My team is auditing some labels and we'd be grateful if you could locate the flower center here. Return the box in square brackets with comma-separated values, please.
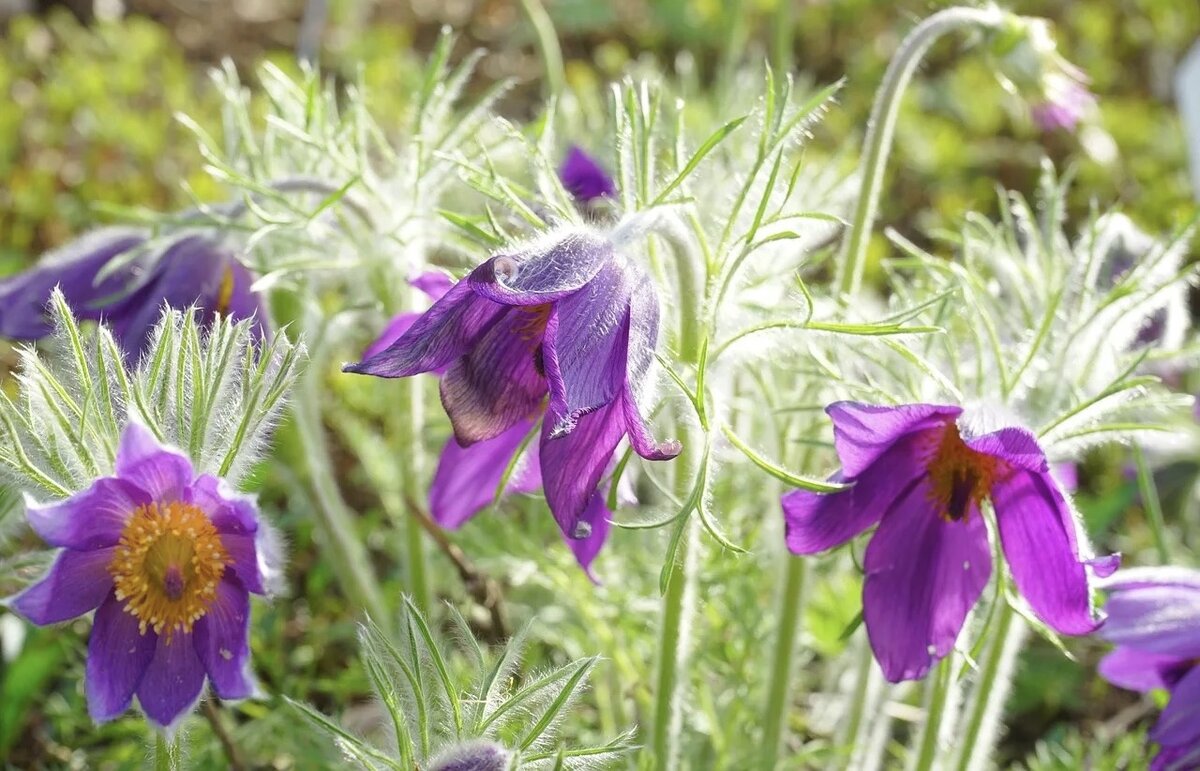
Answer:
[926, 423, 1001, 523]
[108, 501, 229, 639]
[513, 304, 552, 341]
[215, 266, 237, 315]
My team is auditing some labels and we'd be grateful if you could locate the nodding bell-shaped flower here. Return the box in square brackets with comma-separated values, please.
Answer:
[1097, 567, 1200, 771]
[989, 15, 1095, 132]
[558, 145, 617, 205]
[346, 227, 680, 565]
[4, 422, 279, 732]
[781, 402, 1115, 682]
[0, 227, 267, 358]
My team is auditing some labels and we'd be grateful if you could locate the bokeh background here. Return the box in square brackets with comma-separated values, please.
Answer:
[1, 1, 1199, 768]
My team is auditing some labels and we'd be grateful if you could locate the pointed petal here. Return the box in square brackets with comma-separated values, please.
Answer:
[468, 230, 615, 306]
[540, 398, 624, 539]
[346, 279, 505, 378]
[115, 423, 193, 503]
[566, 491, 611, 582]
[220, 534, 264, 595]
[430, 417, 541, 529]
[1152, 666, 1200, 748]
[559, 146, 616, 203]
[993, 469, 1099, 635]
[187, 474, 258, 536]
[86, 593, 156, 722]
[439, 308, 548, 444]
[1098, 648, 1183, 693]
[622, 388, 681, 460]
[826, 402, 961, 478]
[193, 578, 255, 700]
[1098, 567, 1200, 657]
[10, 548, 115, 624]
[410, 271, 455, 301]
[26, 478, 148, 550]
[964, 426, 1049, 473]
[542, 261, 632, 433]
[363, 312, 420, 361]
[136, 633, 206, 731]
[863, 481, 992, 682]
[783, 431, 930, 555]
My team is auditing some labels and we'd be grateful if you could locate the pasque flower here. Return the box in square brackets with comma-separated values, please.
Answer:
[782, 402, 1110, 682]
[0, 227, 266, 358]
[1097, 567, 1200, 771]
[5, 422, 276, 731]
[347, 227, 680, 559]
[558, 146, 617, 205]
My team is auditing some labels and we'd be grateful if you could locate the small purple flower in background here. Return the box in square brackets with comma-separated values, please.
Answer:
[347, 228, 680, 567]
[430, 739, 511, 771]
[0, 227, 267, 358]
[559, 146, 617, 205]
[991, 16, 1095, 133]
[1097, 567, 1200, 771]
[1030, 72, 1095, 132]
[782, 402, 1112, 682]
[5, 422, 276, 731]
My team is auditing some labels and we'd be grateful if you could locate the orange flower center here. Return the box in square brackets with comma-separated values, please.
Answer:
[215, 266, 236, 315]
[926, 423, 1002, 523]
[108, 501, 229, 639]
[513, 304, 552, 341]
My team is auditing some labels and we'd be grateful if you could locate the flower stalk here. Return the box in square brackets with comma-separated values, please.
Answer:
[759, 556, 808, 768]
[953, 602, 1024, 771]
[651, 513, 700, 771]
[913, 656, 954, 771]
[154, 733, 181, 771]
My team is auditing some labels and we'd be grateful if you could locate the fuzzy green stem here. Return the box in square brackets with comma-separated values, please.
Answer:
[154, 733, 181, 771]
[841, 636, 875, 768]
[913, 656, 953, 771]
[771, 0, 794, 75]
[652, 517, 698, 771]
[397, 376, 431, 615]
[759, 556, 808, 768]
[954, 603, 1023, 771]
[295, 359, 389, 626]
[1133, 443, 1171, 563]
[518, 0, 565, 98]
[837, 5, 1008, 297]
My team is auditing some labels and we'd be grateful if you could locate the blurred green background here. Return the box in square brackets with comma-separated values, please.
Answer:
[1, 1, 1199, 768]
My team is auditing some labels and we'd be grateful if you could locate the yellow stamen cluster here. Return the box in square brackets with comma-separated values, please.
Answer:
[925, 423, 1001, 523]
[108, 501, 229, 639]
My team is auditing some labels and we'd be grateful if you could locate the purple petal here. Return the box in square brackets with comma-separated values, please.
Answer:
[964, 426, 1048, 473]
[1098, 647, 1183, 693]
[346, 279, 505, 378]
[540, 397, 625, 540]
[364, 312, 420, 362]
[410, 271, 454, 301]
[10, 548, 116, 625]
[187, 474, 258, 536]
[430, 417, 541, 529]
[1053, 462, 1078, 493]
[623, 389, 681, 460]
[0, 228, 146, 339]
[1098, 567, 1200, 658]
[993, 469, 1099, 635]
[115, 423, 194, 503]
[439, 308, 549, 444]
[25, 478, 148, 550]
[567, 491, 612, 582]
[1152, 744, 1200, 771]
[826, 402, 960, 478]
[136, 633, 207, 730]
[623, 266, 662, 393]
[783, 431, 932, 555]
[863, 479, 992, 682]
[86, 593, 157, 722]
[542, 261, 632, 434]
[220, 534, 265, 595]
[1153, 666, 1200, 748]
[467, 230, 615, 307]
[559, 146, 616, 203]
[193, 577, 255, 700]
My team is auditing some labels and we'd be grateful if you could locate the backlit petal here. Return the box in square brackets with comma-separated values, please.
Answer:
[826, 402, 960, 478]
[430, 417, 541, 529]
[540, 398, 624, 540]
[1098, 648, 1183, 693]
[468, 230, 614, 307]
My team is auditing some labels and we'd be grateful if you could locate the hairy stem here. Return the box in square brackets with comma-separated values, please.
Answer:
[841, 636, 876, 769]
[837, 5, 1008, 297]
[759, 557, 808, 768]
[153, 733, 181, 771]
[913, 656, 953, 771]
[954, 603, 1025, 771]
[652, 515, 699, 771]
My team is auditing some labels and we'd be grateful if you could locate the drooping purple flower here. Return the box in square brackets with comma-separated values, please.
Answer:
[346, 228, 679, 561]
[362, 272, 456, 361]
[559, 146, 616, 205]
[1097, 567, 1200, 771]
[4, 422, 276, 731]
[0, 227, 267, 358]
[1030, 75, 1095, 132]
[782, 402, 1111, 682]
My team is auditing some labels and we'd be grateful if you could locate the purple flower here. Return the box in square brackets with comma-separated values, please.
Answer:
[346, 228, 679, 561]
[4, 422, 275, 731]
[430, 739, 511, 771]
[1097, 567, 1200, 771]
[782, 402, 1110, 682]
[0, 228, 267, 358]
[1031, 75, 1095, 132]
[559, 146, 616, 205]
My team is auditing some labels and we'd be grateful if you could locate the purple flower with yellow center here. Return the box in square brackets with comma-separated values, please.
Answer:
[1097, 567, 1200, 771]
[4, 422, 274, 731]
[558, 146, 616, 205]
[347, 228, 679, 557]
[0, 227, 267, 358]
[782, 402, 1111, 682]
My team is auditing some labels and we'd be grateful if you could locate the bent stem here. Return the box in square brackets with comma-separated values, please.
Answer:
[837, 5, 1008, 297]
[759, 557, 808, 768]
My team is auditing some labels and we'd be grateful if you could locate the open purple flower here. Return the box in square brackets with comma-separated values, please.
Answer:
[0, 228, 267, 358]
[559, 146, 616, 205]
[1097, 567, 1200, 771]
[5, 422, 275, 731]
[346, 228, 679, 558]
[782, 402, 1110, 682]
